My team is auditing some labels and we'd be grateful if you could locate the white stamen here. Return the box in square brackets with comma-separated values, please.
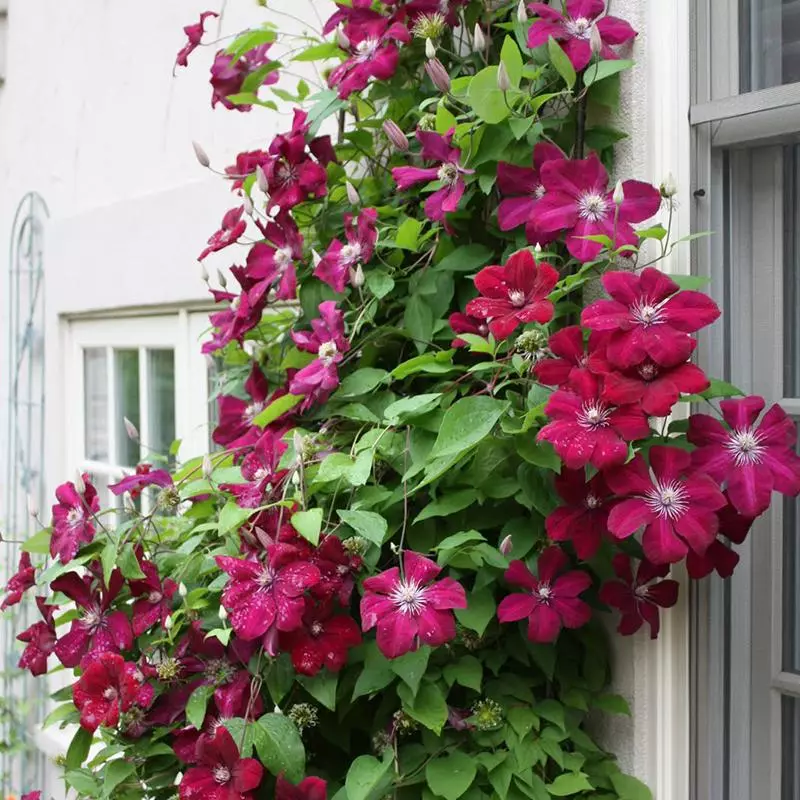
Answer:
[355, 37, 380, 61]
[389, 579, 428, 616]
[725, 428, 765, 466]
[645, 479, 689, 520]
[318, 340, 339, 365]
[340, 243, 362, 265]
[577, 401, 612, 430]
[630, 300, 664, 327]
[638, 362, 659, 380]
[585, 493, 601, 509]
[564, 16, 592, 39]
[577, 191, 609, 222]
[508, 289, 526, 308]
[535, 583, 552, 603]
[437, 162, 459, 186]
[213, 765, 231, 784]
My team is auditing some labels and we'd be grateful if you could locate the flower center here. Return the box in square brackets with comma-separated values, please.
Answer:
[634, 584, 651, 599]
[310, 621, 324, 637]
[213, 765, 232, 785]
[206, 658, 236, 686]
[318, 340, 339, 365]
[81, 606, 103, 631]
[645, 479, 689, 520]
[244, 401, 266, 424]
[437, 162, 459, 186]
[66, 507, 84, 528]
[630, 300, 664, 327]
[257, 566, 275, 588]
[577, 191, 609, 222]
[585, 493, 601, 509]
[565, 16, 592, 39]
[103, 686, 118, 701]
[276, 161, 297, 186]
[577, 401, 611, 430]
[274, 247, 293, 269]
[253, 467, 270, 482]
[147, 590, 163, 604]
[535, 583, 552, 604]
[508, 288, 526, 308]
[355, 37, 380, 61]
[340, 243, 362, 265]
[725, 427, 765, 465]
[638, 362, 659, 381]
[389, 579, 428, 616]
[533, 183, 546, 200]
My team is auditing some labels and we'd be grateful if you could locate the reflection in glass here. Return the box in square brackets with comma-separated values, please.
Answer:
[148, 349, 175, 460]
[115, 349, 140, 466]
[83, 348, 109, 462]
[782, 695, 800, 799]
[741, 0, 800, 92]
[785, 146, 800, 397]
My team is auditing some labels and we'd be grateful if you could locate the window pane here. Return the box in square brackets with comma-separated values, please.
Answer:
[784, 424, 800, 674]
[115, 349, 140, 466]
[783, 695, 800, 798]
[741, 0, 800, 92]
[785, 145, 800, 396]
[148, 349, 175, 458]
[83, 348, 109, 462]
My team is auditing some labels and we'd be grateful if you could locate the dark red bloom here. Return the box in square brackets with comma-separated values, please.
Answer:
[599, 554, 679, 638]
[179, 727, 263, 800]
[199, 206, 247, 261]
[210, 44, 279, 111]
[533, 326, 609, 388]
[245, 213, 304, 302]
[17, 597, 57, 676]
[50, 474, 99, 564]
[314, 208, 379, 293]
[688, 396, 800, 518]
[2, 551, 35, 610]
[223, 429, 288, 509]
[72, 652, 144, 732]
[276, 776, 328, 800]
[225, 149, 271, 191]
[310, 533, 362, 604]
[129, 560, 177, 636]
[109, 466, 173, 498]
[498, 547, 592, 643]
[465, 249, 558, 340]
[21, 792, 42, 800]
[175, 11, 218, 69]
[546, 470, 615, 559]
[581, 267, 721, 368]
[605, 445, 726, 564]
[448, 312, 489, 348]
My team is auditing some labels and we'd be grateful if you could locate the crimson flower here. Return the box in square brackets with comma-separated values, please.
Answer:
[22, 792, 41, 800]
[130, 560, 177, 636]
[175, 11, 218, 69]
[217, 544, 321, 654]
[605, 445, 726, 564]
[179, 727, 263, 800]
[17, 597, 57, 676]
[314, 208, 379, 293]
[210, 44, 278, 111]
[245, 214, 304, 301]
[50, 473, 99, 564]
[323, 0, 379, 35]
[2, 551, 35, 610]
[546, 470, 615, 559]
[498, 547, 592, 643]
[311, 533, 362, 604]
[533, 326, 609, 388]
[109, 466, 173, 498]
[214, 363, 281, 451]
[199, 206, 247, 261]
[72, 652, 144, 732]
[688, 396, 800, 518]
[225, 149, 270, 191]
[276, 776, 328, 800]
[599, 554, 679, 638]
[223, 429, 288, 508]
[538, 373, 650, 469]
[448, 312, 489, 348]
[289, 301, 350, 402]
[534, 154, 661, 262]
[527, 1, 636, 71]
[465, 249, 558, 340]
[360, 551, 467, 659]
[497, 142, 565, 244]
[581, 267, 721, 367]
[392, 129, 472, 229]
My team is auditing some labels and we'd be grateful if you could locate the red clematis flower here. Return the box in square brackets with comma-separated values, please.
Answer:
[527, 1, 636, 71]
[498, 546, 592, 643]
[605, 445, 726, 564]
[17, 597, 57, 676]
[599, 554, 679, 638]
[465, 249, 558, 340]
[311, 533, 362, 604]
[497, 142, 565, 244]
[175, 11, 218, 69]
[323, 0, 383, 35]
[179, 727, 263, 800]
[223, 429, 288, 509]
[581, 267, 721, 368]
[533, 326, 610, 388]
[21, 792, 41, 800]
[314, 208, 379, 293]
[109, 466, 173, 498]
[50, 473, 99, 564]
[2, 551, 35, 610]
[225, 149, 271, 192]
[199, 206, 247, 261]
[276, 776, 328, 800]
[537, 372, 650, 469]
[245, 214, 304, 302]
[534, 154, 661, 262]
[210, 44, 279, 111]
[546, 469, 616, 559]
[688, 396, 800, 518]
[448, 312, 489, 348]
[129, 560, 177, 636]
[360, 550, 467, 659]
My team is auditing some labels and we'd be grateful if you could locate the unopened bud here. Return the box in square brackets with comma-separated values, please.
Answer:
[27, 494, 38, 519]
[200, 262, 209, 283]
[311, 249, 322, 269]
[425, 38, 436, 59]
[350, 264, 365, 288]
[473, 24, 486, 51]
[243, 193, 254, 216]
[346, 181, 360, 206]
[124, 417, 139, 442]
[217, 268, 228, 289]
[291, 471, 301, 486]
[383, 119, 409, 152]
[497, 61, 512, 92]
[218, 606, 228, 621]
[589, 24, 603, 56]
[336, 27, 350, 50]
[425, 58, 451, 94]
[499, 534, 513, 556]
[164, 614, 174, 630]
[192, 141, 210, 168]
[534, 242, 542, 253]
[660, 172, 677, 198]
[273, 704, 283, 715]
[74, 471, 86, 495]
[202, 454, 214, 480]
[293, 431, 306, 459]
[517, 0, 528, 22]
[256, 165, 269, 194]
[613, 180, 625, 206]
[178, 582, 188, 598]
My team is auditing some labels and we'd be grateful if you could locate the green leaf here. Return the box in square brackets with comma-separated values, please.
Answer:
[254, 393, 303, 427]
[500, 36, 523, 88]
[443, 655, 482, 692]
[468, 66, 510, 123]
[667, 273, 711, 290]
[426, 752, 477, 800]
[118, 543, 145, 580]
[454, 587, 495, 635]
[22, 528, 50, 554]
[435, 244, 494, 273]
[66, 726, 93, 770]
[353, 645, 396, 698]
[609, 773, 653, 800]
[254, 714, 306, 783]
[534, 699, 565, 730]
[337, 510, 388, 546]
[404, 295, 435, 353]
[104, 759, 135, 794]
[366, 269, 395, 299]
[436, 103, 458, 134]
[294, 42, 343, 61]
[266, 653, 296, 704]
[226, 28, 277, 57]
[345, 755, 393, 800]
[186, 684, 215, 730]
[398, 681, 448, 733]
[547, 37, 576, 88]
[592, 693, 631, 715]
[384, 393, 442, 425]
[415, 489, 475, 522]
[435, 530, 486, 553]
[396, 217, 423, 251]
[392, 351, 456, 380]
[583, 58, 634, 87]
[101, 539, 118, 586]
[516, 439, 561, 471]
[390, 648, 430, 696]
[703, 378, 744, 398]
[219, 500, 254, 534]
[299, 671, 338, 711]
[291, 508, 324, 546]
[429, 396, 509, 460]
[65, 770, 100, 796]
[43, 702, 78, 729]
[546, 773, 594, 796]
[509, 116, 535, 139]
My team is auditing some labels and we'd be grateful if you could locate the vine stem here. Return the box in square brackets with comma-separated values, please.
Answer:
[574, 72, 587, 159]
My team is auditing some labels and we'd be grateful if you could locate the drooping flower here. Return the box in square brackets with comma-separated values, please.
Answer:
[534, 154, 661, 262]
[223, 428, 288, 508]
[210, 44, 279, 111]
[538, 373, 650, 469]
[175, 11, 219, 69]
[580, 267, 721, 367]
[546, 470, 615, 559]
[448, 312, 489, 347]
[225, 149, 271, 192]
[245, 213, 304, 301]
[314, 208, 379, 292]
[533, 326, 610, 388]
[109, 466, 173, 498]
[599, 554, 679, 638]
[392, 129, 473, 229]
[276, 776, 327, 800]
[50, 474, 99, 564]
[2, 551, 35, 610]
[527, 1, 636, 71]
[198, 207, 247, 261]
[497, 142, 565, 244]
[360, 550, 467, 658]
[688, 396, 800, 518]
[179, 727, 263, 800]
[605, 445, 726, 564]
[17, 597, 57, 676]
[465, 249, 558, 340]
[129, 560, 178, 636]
[498, 547, 592, 643]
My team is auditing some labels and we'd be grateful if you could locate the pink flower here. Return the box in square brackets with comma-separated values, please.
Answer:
[497, 142, 565, 244]
[498, 547, 592, 643]
[2, 551, 35, 610]
[534, 154, 661, 262]
[581, 267, 721, 367]
[546, 470, 615, 559]
[314, 208, 379, 292]
[538, 373, 650, 469]
[210, 44, 279, 111]
[17, 597, 57, 676]
[465, 249, 558, 340]
[245, 214, 304, 301]
[199, 206, 247, 261]
[179, 727, 263, 800]
[109, 467, 173, 497]
[390, 0, 468, 26]
[360, 551, 467, 659]
[605, 445, 726, 564]
[392, 129, 472, 229]
[129, 560, 177, 636]
[50, 474, 99, 564]
[527, 1, 636, 72]
[225, 149, 270, 191]
[175, 11, 218, 69]
[533, 326, 610, 388]
[276, 776, 328, 800]
[687, 396, 800, 518]
[448, 312, 489, 347]
[22, 792, 42, 800]
[72, 652, 144, 732]
[223, 429, 288, 509]
[599, 554, 679, 638]
[323, 0, 381, 36]
[289, 301, 350, 402]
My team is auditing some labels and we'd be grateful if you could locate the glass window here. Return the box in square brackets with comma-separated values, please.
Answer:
[114, 349, 140, 467]
[148, 349, 176, 458]
[740, 0, 800, 92]
[83, 348, 108, 462]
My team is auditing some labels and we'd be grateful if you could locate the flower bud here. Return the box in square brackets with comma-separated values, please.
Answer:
[336, 27, 350, 50]
[497, 61, 512, 92]
[202, 454, 214, 480]
[499, 534, 513, 556]
[425, 57, 451, 94]
[178, 582, 188, 598]
[291, 471, 301, 486]
[256, 165, 269, 194]
[425, 37, 437, 59]
[74, 471, 86, 495]
[218, 606, 228, 621]
[589, 24, 603, 55]
[473, 24, 486, 51]
[533, 242, 542, 253]
[274, 704, 284, 715]
[350, 264, 365, 288]
[346, 180, 360, 206]
[383, 119, 409, 152]
[613, 180, 625, 206]
[517, 0, 528, 22]
[192, 140, 210, 168]
[311, 249, 322, 269]
[243, 193, 254, 216]
[27, 494, 38, 519]
[200, 262, 209, 283]
[164, 614, 174, 630]
[660, 172, 677, 198]
[216, 268, 228, 289]
[123, 417, 139, 442]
